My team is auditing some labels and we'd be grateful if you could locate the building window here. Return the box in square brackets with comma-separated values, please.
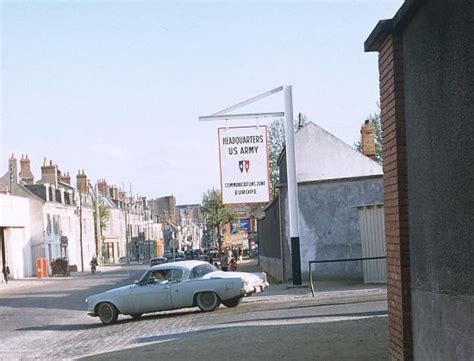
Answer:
[46, 214, 52, 235]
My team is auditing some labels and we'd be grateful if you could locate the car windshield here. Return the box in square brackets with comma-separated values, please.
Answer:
[190, 264, 218, 279]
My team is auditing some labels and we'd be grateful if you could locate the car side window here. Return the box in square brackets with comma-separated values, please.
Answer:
[190, 265, 205, 279]
[171, 269, 183, 283]
[190, 264, 217, 279]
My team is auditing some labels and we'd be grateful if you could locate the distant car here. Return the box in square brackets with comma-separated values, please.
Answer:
[184, 251, 195, 260]
[209, 250, 221, 267]
[85, 260, 269, 325]
[163, 252, 185, 262]
[150, 257, 167, 267]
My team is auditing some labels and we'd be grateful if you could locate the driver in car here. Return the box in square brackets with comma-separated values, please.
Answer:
[150, 270, 168, 284]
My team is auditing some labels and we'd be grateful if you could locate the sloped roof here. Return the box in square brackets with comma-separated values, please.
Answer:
[293, 121, 383, 183]
[0, 171, 45, 202]
[97, 191, 120, 209]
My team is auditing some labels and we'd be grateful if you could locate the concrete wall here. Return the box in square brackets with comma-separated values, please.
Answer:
[282, 176, 384, 281]
[259, 256, 283, 282]
[403, 0, 474, 359]
[0, 194, 33, 278]
[9, 183, 45, 264]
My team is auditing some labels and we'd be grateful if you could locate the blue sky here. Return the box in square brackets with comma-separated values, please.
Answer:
[1, 0, 401, 204]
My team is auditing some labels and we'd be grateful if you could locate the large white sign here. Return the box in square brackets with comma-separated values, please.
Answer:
[218, 126, 270, 204]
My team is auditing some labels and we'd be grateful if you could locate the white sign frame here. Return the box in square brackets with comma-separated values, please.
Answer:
[218, 125, 271, 204]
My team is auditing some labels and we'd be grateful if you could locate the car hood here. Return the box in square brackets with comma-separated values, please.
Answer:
[87, 284, 135, 302]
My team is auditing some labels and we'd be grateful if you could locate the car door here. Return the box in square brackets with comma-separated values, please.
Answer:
[129, 269, 173, 314]
[171, 265, 215, 309]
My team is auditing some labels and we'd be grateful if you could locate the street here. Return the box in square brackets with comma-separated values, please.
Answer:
[0, 263, 388, 360]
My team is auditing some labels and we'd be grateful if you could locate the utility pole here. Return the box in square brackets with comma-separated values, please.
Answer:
[284, 86, 302, 285]
[94, 183, 101, 264]
[125, 200, 129, 264]
[79, 190, 84, 272]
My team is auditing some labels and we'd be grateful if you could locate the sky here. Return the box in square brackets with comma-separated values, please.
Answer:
[1, 0, 402, 205]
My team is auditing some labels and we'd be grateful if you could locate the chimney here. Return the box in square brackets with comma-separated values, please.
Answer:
[112, 186, 118, 200]
[60, 171, 71, 185]
[41, 159, 58, 187]
[97, 179, 108, 195]
[76, 169, 88, 193]
[8, 154, 18, 186]
[361, 120, 376, 160]
[19, 154, 34, 184]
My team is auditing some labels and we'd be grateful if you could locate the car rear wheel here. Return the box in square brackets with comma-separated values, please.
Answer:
[196, 291, 220, 312]
[222, 297, 242, 308]
[97, 302, 118, 325]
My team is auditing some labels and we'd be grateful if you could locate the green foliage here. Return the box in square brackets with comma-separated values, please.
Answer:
[201, 188, 238, 250]
[268, 113, 308, 199]
[93, 200, 110, 231]
[268, 118, 285, 199]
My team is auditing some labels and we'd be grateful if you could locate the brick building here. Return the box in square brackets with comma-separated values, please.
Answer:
[365, 0, 474, 359]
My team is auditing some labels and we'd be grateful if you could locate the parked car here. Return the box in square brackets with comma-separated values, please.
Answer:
[85, 260, 269, 325]
[150, 257, 167, 267]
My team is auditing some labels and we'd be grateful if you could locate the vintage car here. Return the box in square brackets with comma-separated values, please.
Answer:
[85, 260, 269, 325]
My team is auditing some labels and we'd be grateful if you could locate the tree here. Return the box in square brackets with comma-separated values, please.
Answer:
[93, 200, 110, 232]
[268, 118, 285, 199]
[354, 106, 383, 164]
[268, 112, 309, 199]
[201, 189, 238, 252]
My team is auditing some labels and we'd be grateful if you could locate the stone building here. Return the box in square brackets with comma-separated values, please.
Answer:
[148, 195, 177, 223]
[0, 155, 97, 276]
[258, 121, 383, 282]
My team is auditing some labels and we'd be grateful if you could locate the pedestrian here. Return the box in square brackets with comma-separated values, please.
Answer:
[2, 265, 10, 284]
[90, 256, 98, 274]
[229, 258, 238, 272]
[220, 252, 229, 271]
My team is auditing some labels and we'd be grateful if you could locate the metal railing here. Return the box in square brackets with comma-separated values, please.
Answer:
[309, 256, 386, 297]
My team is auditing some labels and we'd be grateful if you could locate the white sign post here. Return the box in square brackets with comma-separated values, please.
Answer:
[199, 85, 302, 285]
[218, 126, 270, 204]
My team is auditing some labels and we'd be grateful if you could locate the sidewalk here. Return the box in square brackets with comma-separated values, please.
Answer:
[0, 264, 135, 292]
[236, 258, 387, 302]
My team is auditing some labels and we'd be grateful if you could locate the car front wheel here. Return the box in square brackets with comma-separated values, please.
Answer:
[196, 291, 220, 312]
[97, 302, 118, 325]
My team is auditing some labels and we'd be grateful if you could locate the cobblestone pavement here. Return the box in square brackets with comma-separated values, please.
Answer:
[0, 262, 388, 360]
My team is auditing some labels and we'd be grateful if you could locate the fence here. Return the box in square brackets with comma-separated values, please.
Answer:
[309, 256, 387, 297]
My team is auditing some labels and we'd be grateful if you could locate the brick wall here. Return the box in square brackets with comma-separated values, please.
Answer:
[378, 34, 412, 361]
